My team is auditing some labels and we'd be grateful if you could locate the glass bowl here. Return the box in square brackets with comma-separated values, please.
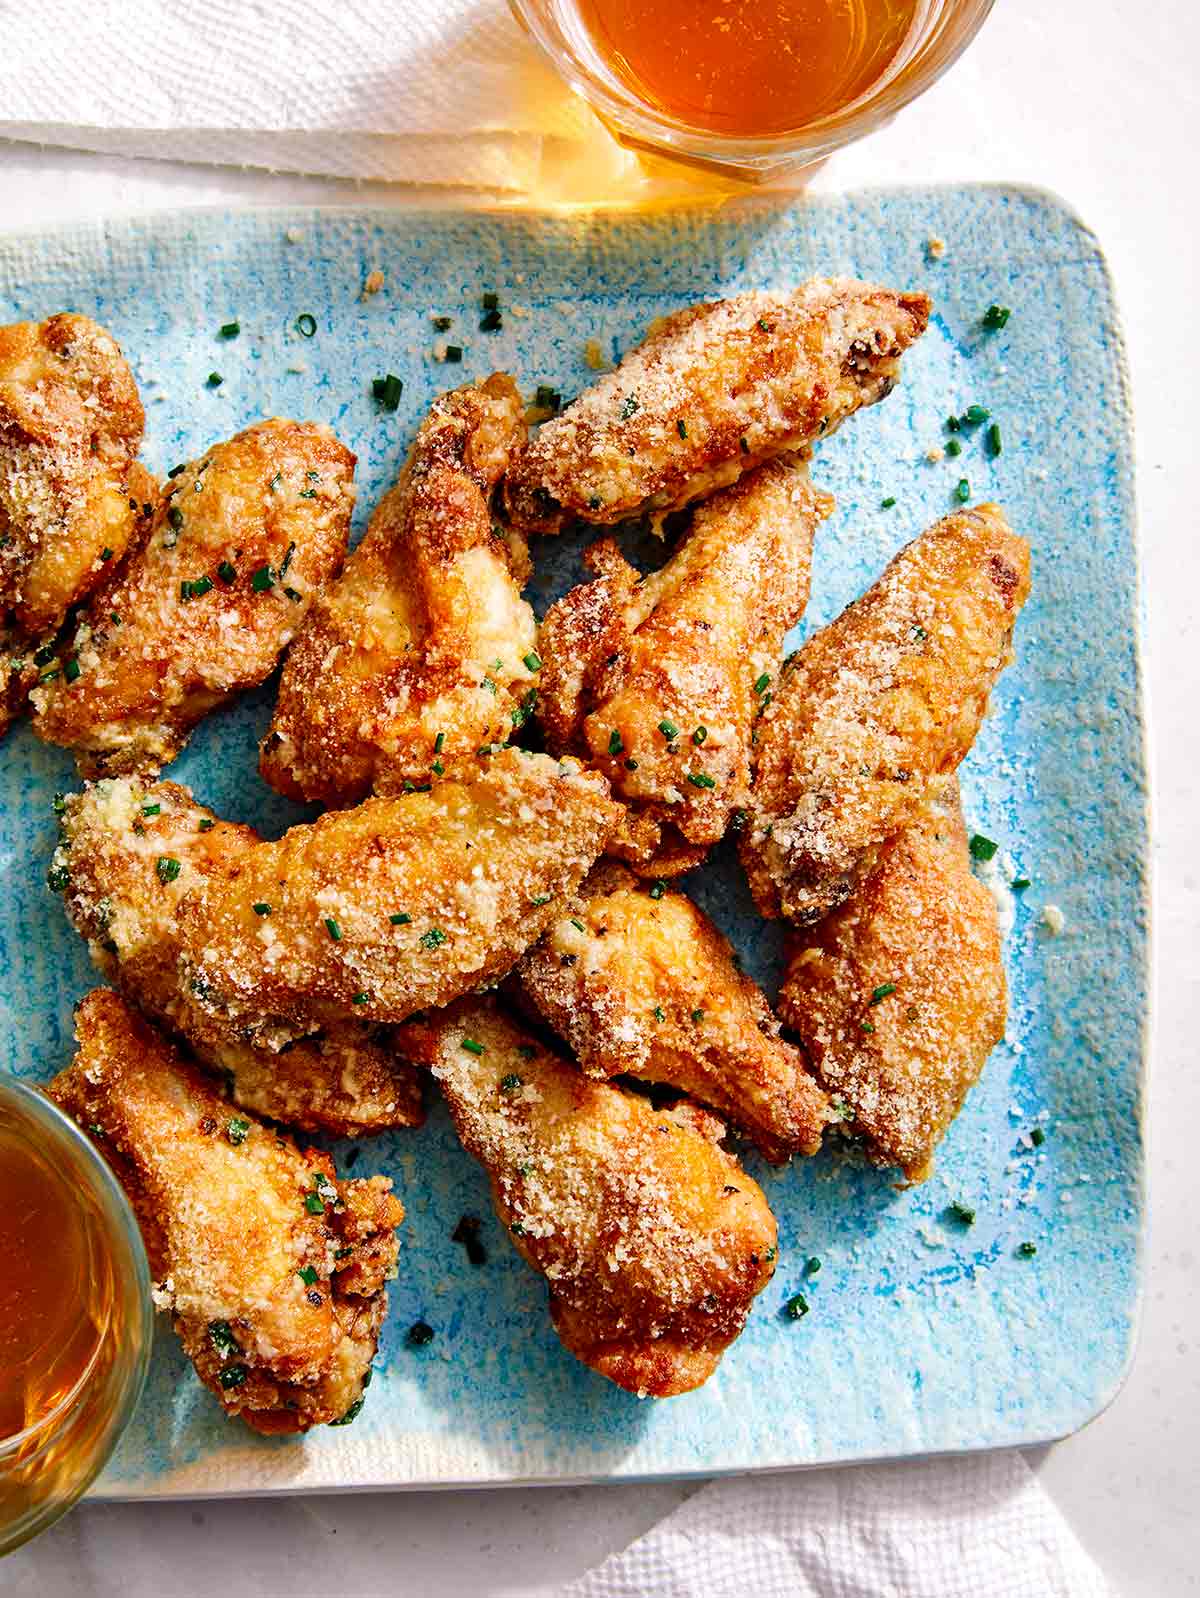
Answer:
[510, 0, 995, 182]
[0, 1077, 153, 1555]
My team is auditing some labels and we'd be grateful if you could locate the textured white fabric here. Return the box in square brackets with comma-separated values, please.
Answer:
[555, 1452, 1114, 1598]
[0, 0, 603, 190]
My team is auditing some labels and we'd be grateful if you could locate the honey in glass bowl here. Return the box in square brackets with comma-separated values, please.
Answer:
[0, 1078, 152, 1555]
[511, 0, 994, 180]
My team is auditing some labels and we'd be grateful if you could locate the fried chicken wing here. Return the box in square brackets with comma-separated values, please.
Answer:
[741, 503, 1030, 924]
[0, 314, 146, 638]
[56, 750, 619, 1055]
[515, 863, 830, 1163]
[398, 998, 776, 1396]
[52, 777, 424, 1137]
[49, 989, 404, 1433]
[777, 777, 1006, 1182]
[31, 418, 355, 775]
[261, 376, 537, 806]
[537, 458, 827, 875]
[503, 280, 930, 535]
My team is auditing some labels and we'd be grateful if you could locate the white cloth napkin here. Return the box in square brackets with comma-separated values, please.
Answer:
[0, 0, 619, 192]
[553, 1452, 1114, 1598]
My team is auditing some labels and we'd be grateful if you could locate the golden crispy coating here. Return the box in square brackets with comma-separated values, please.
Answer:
[49, 990, 404, 1434]
[261, 376, 537, 806]
[58, 750, 618, 1054]
[777, 777, 1006, 1182]
[52, 777, 424, 1138]
[537, 459, 827, 875]
[31, 418, 355, 776]
[741, 504, 1030, 924]
[516, 862, 830, 1163]
[0, 314, 145, 638]
[398, 998, 776, 1397]
[503, 280, 930, 535]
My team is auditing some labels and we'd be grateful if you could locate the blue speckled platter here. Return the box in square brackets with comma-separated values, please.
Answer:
[0, 188, 1147, 1497]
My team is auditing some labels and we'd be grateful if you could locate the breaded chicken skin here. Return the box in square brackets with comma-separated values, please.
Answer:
[517, 863, 830, 1163]
[52, 778, 424, 1138]
[504, 280, 930, 535]
[0, 314, 146, 635]
[56, 751, 618, 1056]
[32, 418, 355, 775]
[398, 999, 777, 1397]
[777, 777, 1006, 1182]
[49, 990, 404, 1434]
[261, 376, 537, 806]
[741, 504, 1030, 924]
[537, 459, 826, 875]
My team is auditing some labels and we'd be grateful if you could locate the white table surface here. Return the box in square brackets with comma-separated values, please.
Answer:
[3, 2, 1198, 1593]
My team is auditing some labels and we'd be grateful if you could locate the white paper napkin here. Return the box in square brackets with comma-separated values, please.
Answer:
[0, 0, 617, 192]
[553, 1452, 1113, 1598]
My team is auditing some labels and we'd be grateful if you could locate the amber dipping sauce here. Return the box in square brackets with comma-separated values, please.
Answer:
[574, 0, 919, 136]
[0, 1124, 109, 1443]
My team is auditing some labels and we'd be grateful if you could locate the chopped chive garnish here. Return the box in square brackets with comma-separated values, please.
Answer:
[334, 1246, 354, 1260]
[297, 1265, 318, 1285]
[881, 496, 896, 509]
[295, 313, 317, 337]
[219, 1364, 248, 1389]
[444, 345, 463, 363]
[946, 414, 961, 432]
[64, 656, 81, 682]
[869, 982, 896, 1005]
[945, 437, 962, 457]
[207, 372, 223, 388]
[420, 927, 447, 949]
[284, 586, 302, 602]
[523, 651, 542, 672]
[433, 315, 452, 332]
[389, 912, 411, 925]
[691, 1008, 704, 1024]
[739, 435, 750, 453]
[987, 422, 1002, 456]
[167, 505, 184, 531]
[969, 833, 998, 861]
[226, 1117, 250, 1146]
[530, 894, 551, 907]
[687, 772, 716, 789]
[304, 1191, 325, 1215]
[534, 384, 561, 412]
[765, 1245, 776, 1262]
[677, 418, 687, 438]
[269, 472, 282, 492]
[860, 1019, 876, 1034]
[653, 1005, 665, 1022]
[156, 856, 181, 884]
[516, 1044, 536, 1060]
[1017, 1241, 1037, 1258]
[693, 725, 707, 745]
[208, 1321, 241, 1358]
[658, 719, 679, 740]
[219, 320, 240, 338]
[948, 1201, 976, 1225]
[955, 478, 971, 503]
[351, 992, 369, 1005]
[110, 612, 122, 626]
[47, 864, 69, 892]
[964, 404, 990, 424]
[323, 917, 342, 941]
[431, 759, 444, 776]
[753, 673, 770, 694]
[217, 559, 236, 584]
[481, 291, 499, 311]
[99, 546, 113, 561]
[983, 304, 1011, 330]
[499, 1073, 522, 1094]
[648, 880, 666, 900]
[1012, 876, 1031, 891]
[198, 818, 215, 832]
[1030, 1126, 1046, 1147]
[608, 728, 624, 755]
[461, 1038, 486, 1055]
[433, 731, 445, 753]
[620, 394, 639, 419]
[142, 802, 161, 816]
[250, 564, 274, 592]
[192, 575, 213, 597]
[167, 463, 187, 478]
[372, 373, 403, 411]
[806, 1256, 822, 1275]
[252, 902, 272, 916]
[479, 308, 502, 332]
[408, 1320, 435, 1345]
[784, 1294, 809, 1320]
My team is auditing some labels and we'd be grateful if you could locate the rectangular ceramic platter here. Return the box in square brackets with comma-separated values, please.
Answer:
[0, 187, 1146, 1498]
